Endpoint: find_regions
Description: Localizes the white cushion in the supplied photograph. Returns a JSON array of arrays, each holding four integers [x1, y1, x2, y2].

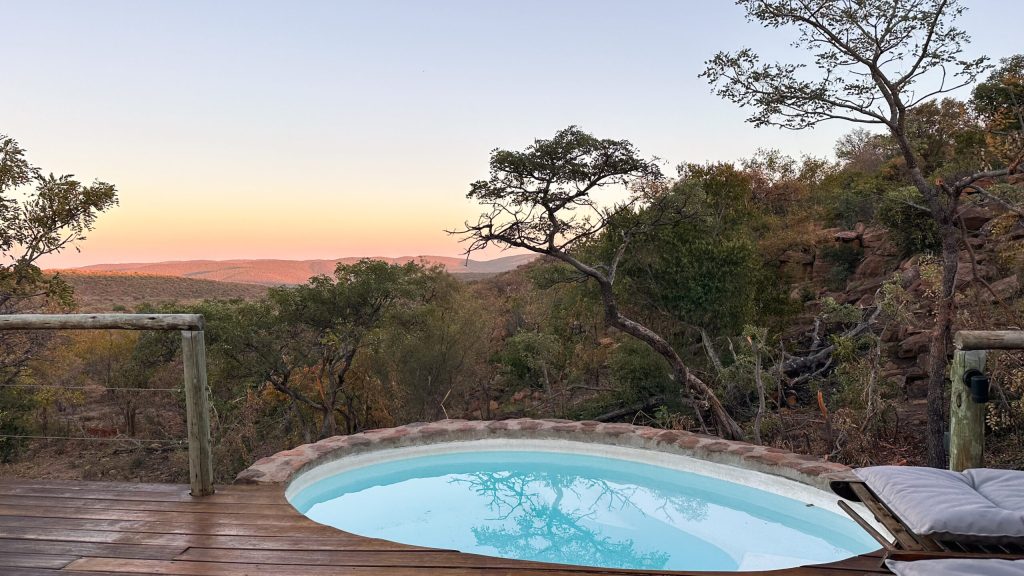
[[886, 559, 1024, 576], [856, 466, 1024, 544]]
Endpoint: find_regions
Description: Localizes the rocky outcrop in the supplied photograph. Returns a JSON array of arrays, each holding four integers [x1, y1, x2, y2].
[[779, 201, 1018, 399]]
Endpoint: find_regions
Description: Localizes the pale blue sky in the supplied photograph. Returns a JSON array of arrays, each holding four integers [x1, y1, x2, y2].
[[2, 1, 1019, 266]]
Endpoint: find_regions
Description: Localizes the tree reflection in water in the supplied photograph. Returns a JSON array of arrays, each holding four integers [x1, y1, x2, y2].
[[450, 469, 709, 569]]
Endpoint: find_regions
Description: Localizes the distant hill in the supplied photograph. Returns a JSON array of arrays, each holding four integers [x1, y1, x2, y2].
[[58, 271, 269, 312], [63, 254, 537, 286]]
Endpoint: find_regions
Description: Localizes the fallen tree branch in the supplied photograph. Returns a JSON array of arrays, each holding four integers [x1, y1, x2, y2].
[[593, 396, 664, 422], [782, 304, 881, 376]]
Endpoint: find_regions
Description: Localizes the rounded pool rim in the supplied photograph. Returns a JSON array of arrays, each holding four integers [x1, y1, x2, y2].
[[236, 418, 861, 493], [237, 419, 885, 573]]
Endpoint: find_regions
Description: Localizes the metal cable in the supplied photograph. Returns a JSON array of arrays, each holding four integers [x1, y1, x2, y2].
[[0, 434, 184, 443], [2, 384, 180, 392]]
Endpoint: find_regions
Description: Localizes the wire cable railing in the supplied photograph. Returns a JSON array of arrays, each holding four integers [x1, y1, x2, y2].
[[0, 314, 214, 495]]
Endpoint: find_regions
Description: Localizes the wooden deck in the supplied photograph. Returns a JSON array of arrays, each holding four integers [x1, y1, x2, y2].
[[0, 479, 890, 576]]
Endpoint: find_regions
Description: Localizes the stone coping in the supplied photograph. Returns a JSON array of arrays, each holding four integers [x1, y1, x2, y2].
[[236, 418, 857, 491]]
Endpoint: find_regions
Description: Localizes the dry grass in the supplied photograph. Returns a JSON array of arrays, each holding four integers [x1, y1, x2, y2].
[[59, 272, 268, 312]]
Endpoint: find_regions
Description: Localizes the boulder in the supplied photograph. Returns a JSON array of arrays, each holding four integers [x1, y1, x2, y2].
[[906, 377, 929, 399], [835, 230, 861, 243], [898, 331, 931, 359], [853, 255, 892, 279], [959, 204, 1001, 231], [958, 249, 988, 265], [1004, 225, 1024, 241], [861, 227, 888, 248], [856, 293, 876, 307], [811, 253, 833, 283], [983, 274, 1020, 303], [955, 262, 997, 287], [881, 325, 902, 343], [881, 361, 906, 378], [899, 266, 920, 288], [779, 249, 814, 264]]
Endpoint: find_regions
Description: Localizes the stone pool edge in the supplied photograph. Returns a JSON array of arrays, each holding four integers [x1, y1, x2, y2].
[[235, 418, 857, 491]]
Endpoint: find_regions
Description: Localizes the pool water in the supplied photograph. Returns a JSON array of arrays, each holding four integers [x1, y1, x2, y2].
[[289, 450, 876, 572]]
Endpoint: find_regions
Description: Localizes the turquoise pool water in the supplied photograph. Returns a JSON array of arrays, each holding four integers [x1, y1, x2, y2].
[[289, 450, 876, 572]]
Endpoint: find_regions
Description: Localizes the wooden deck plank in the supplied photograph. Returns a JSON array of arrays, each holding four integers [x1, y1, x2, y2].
[[0, 504, 322, 526], [0, 495, 296, 515], [0, 515, 350, 537], [0, 570, 126, 576], [0, 485, 283, 504], [0, 552, 78, 569], [0, 479, 896, 575], [0, 538, 187, 560], [174, 548, 891, 573], [62, 557, 890, 576], [0, 527, 432, 550], [173, 548, 660, 571], [0, 479, 277, 497]]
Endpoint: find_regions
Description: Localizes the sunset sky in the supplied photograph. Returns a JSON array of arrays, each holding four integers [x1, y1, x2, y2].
[[4, 1, 1018, 268]]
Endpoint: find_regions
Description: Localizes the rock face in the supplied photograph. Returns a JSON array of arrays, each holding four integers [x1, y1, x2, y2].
[[959, 205, 1003, 231], [780, 202, 1014, 398]]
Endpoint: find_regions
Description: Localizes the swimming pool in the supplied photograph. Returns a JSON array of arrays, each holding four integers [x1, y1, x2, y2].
[[286, 439, 878, 572]]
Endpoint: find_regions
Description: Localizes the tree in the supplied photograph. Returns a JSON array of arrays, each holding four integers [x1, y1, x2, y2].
[[972, 55, 1024, 165], [0, 134, 118, 314], [206, 260, 447, 440], [703, 0, 1022, 466], [0, 134, 117, 453], [455, 126, 745, 440]]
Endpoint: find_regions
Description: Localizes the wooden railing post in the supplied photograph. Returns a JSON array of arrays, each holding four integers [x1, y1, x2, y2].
[[949, 348, 986, 472], [181, 330, 215, 496]]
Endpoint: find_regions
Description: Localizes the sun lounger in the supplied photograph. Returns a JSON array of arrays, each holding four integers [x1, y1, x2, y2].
[[831, 466, 1024, 557]]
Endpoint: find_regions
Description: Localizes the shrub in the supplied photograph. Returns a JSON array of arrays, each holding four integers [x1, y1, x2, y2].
[[877, 186, 940, 255], [820, 244, 864, 290]]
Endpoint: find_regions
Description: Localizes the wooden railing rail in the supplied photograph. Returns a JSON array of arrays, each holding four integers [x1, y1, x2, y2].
[[949, 329, 1024, 472], [0, 313, 214, 496]]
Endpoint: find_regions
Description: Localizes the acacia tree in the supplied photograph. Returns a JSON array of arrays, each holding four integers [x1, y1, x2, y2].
[[702, 0, 1022, 466], [207, 260, 446, 440], [455, 126, 745, 440]]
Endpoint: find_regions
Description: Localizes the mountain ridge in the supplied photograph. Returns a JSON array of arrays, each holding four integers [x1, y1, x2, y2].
[[57, 254, 537, 285]]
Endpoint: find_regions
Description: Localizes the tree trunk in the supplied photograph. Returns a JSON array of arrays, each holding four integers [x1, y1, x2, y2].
[[553, 250, 746, 441], [318, 404, 335, 439], [609, 313, 745, 440], [926, 218, 959, 468]]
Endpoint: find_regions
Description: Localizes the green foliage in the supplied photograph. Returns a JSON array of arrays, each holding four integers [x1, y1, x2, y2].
[[0, 134, 118, 313], [820, 297, 863, 326], [365, 278, 490, 421], [820, 244, 863, 290], [973, 55, 1024, 132], [0, 133, 118, 456], [902, 98, 986, 179], [877, 186, 940, 255], [703, 0, 989, 132], [461, 125, 664, 255], [200, 260, 450, 440], [613, 163, 782, 337], [820, 171, 889, 228], [496, 330, 564, 390], [0, 383, 34, 461], [607, 339, 673, 404]]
